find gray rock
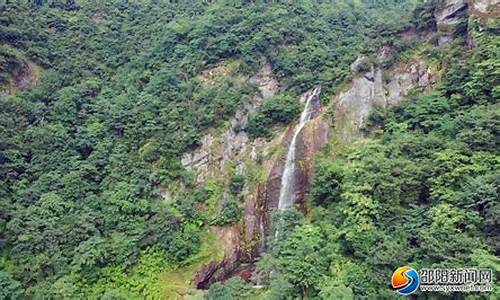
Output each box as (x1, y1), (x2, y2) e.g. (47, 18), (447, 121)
(470, 0), (498, 15)
(337, 74), (382, 129)
(434, 0), (469, 45)
(159, 187), (171, 202)
(181, 63), (281, 183)
(377, 45), (395, 66)
(249, 62), (280, 99)
(351, 55), (369, 73)
(337, 58), (436, 137)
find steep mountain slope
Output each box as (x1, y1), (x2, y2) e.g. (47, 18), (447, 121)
(195, 1), (499, 298)
(244, 1), (499, 299)
(0, 0), (498, 299)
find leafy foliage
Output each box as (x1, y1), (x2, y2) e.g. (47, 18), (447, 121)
(1, 0), (386, 296)
(3, 0), (492, 298)
(205, 277), (255, 300)
(260, 22), (499, 298)
(0, 271), (23, 299)
(246, 94), (303, 138)
(213, 195), (243, 226)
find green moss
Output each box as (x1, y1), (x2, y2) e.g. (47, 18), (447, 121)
(266, 142), (285, 160)
(161, 230), (225, 299)
(204, 180), (224, 216)
(244, 156), (266, 193)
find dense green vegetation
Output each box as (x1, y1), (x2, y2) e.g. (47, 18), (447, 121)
(0, 0), (418, 298)
(246, 20), (499, 298)
(246, 94), (303, 138)
(1, 0), (498, 299)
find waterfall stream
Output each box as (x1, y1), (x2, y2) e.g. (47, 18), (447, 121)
(277, 86), (321, 210)
(265, 86), (321, 281)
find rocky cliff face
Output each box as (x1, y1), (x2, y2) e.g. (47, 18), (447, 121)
(193, 225), (242, 289)
(1, 60), (40, 96)
(435, 0), (469, 45)
(191, 47), (439, 287)
(293, 114), (331, 210)
(469, 0), (499, 21)
(181, 62), (280, 184)
(191, 0), (496, 290)
(192, 86), (330, 288)
(262, 88), (329, 215)
(335, 52), (436, 142)
(434, 0), (499, 45)
(189, 62), (285, 288)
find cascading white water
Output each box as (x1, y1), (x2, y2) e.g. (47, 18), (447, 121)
(266, 87), (321, 281)
(277, 86), (321, 211)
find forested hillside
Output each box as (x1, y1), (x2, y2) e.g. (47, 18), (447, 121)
(255, 23), (499, 298)
(0, 0), (498, 299)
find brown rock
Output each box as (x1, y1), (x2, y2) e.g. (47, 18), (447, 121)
(193, 225), (242, 289)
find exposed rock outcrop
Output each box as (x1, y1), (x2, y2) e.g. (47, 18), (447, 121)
(294, 114), (331, 211)
(350, 55), (370, 73)
(13, 61), (40, 91)
(469, 0), (499, 21)
(242, 184), (268, 259)
(193, 225), (241, 289)
(336, 57), (436, 142)
(191, 44), (440, 290)
(191, 51), (433, 285)
(434, 0), (469, 45)
(191, 1), (497, 291)
(2, 60), (40, 95)
(192, 86), (330, 288)
(265, 88), (328, 212)
(181, 62), (280, 183)
(189, 63), (286, 288)
(433, 0), (498, 46)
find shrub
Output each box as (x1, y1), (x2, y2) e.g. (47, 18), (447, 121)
(311, 162), (343, 207)
(229, 174), (245, 195)
(214, 196), (242, 225)
(246, 94), (302, 138)
(205, 282), (231, 300)
(205, 277), (254, 300)
(0, 272), (23, 300)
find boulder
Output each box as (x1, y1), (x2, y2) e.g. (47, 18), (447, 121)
(434, 0), (469, 45)
(350, 55), (370, 73)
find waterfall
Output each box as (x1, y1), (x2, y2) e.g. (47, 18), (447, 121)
(277, 86), (321, 210)
(264, 86), (321, 281)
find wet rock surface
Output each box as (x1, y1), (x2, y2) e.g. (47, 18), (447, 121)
(190, 1), (497, 290)
(193, 225), (241, 289)
(190, 63), (284, 288)
(265, 87), (327, 211)
(294, 115), (331, 211)
(243, 185), (268, 259)
(192, 87), (330, 289)
(192, 48), (438, 289)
